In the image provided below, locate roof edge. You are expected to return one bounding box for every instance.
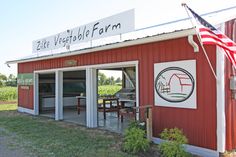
[6,28,195,64]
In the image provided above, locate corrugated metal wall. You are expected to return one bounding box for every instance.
[18,36,217,150]
[18,86,33,109]
[225,19,236,150]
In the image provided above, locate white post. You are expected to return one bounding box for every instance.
[216,24,226,153]
[86,68,98,128]
[33,73,39,115]
[55,71,63,121]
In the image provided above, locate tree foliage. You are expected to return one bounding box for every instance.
[0,73,7,87]
[98,72,107,86]
[98,72,121,86]
[0,73,17,87]
[115,77,121,83]
[6,74,17,87]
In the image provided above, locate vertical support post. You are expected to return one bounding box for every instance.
[135,63,139,121]
[146,107,153,141]
[33,73,39,115]
[86,68,98,128]
[55,71,63,121]
[216,24,226,153]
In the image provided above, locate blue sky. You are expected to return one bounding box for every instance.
[1,0,236,76]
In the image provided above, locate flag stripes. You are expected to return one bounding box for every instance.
[186,5,236,68]
[199,28,236,51]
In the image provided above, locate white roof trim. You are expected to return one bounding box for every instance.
[6,28,195,64]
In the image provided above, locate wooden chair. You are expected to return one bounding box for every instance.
[119,101,136,122]
[100,97,119,119]
[119,107,136,122]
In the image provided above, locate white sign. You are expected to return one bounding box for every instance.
[32,9,135,53]
[154,60,197,109]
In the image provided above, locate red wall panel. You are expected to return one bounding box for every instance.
[225,19,236,150]
[18,85,34,109]
[18,36,217,150]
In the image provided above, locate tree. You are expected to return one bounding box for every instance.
[98,72,118,86]
[6,74,17,87]
[0,73,7,87]
[110,76,115,85]
[115,77,121,84]
[105,77,111,85]
[98,72,107,85]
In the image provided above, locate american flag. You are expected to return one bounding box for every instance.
[186,5,236,68]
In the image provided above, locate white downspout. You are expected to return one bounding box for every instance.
[188,35,199,53]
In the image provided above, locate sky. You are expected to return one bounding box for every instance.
[1,0,236,78]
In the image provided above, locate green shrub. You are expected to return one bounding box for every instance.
[158,128,190,157]
[123,122,150,154]
[128,121,146,131]
[0,87,17,101]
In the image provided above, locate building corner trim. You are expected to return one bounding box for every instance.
[216,23,226,153]
[18,106,35,115]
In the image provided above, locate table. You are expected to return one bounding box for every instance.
[75,96,86,114]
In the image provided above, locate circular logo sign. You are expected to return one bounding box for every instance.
[154,67,195,103]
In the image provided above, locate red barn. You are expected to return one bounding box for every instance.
[6,8,236,157]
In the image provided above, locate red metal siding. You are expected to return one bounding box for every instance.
[225,19,236,150]
[18,36,217,150]
[151,39,217,150]
[18,85,34,109]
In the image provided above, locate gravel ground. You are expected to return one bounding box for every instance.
[0,127,30,157]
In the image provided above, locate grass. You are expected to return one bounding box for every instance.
[0,104,17,111]
[0,86,17,101]
[0,109,135,157]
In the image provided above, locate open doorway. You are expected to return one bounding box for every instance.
[62,70,86,125]
[97,66,137,133]
[38,73,55,118]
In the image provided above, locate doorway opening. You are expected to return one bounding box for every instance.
[38,73,55,118]
[97,66,137,133]
[62,70,86,126]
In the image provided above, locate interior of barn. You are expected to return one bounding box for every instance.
[38,66,137,133]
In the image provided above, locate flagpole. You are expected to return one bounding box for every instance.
[182,3,217,80]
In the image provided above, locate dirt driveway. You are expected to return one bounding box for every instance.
[0,101,16,105]
[0,127,31,157]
